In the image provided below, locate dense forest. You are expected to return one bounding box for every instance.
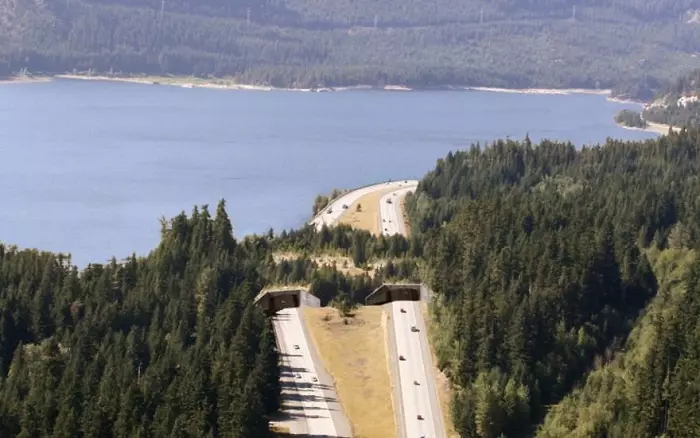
[1,0,700,91]
[0,202,283,437]
[0,198,419,436]
[406,130,700,437]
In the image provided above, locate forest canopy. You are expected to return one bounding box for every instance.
[405,129,700,437]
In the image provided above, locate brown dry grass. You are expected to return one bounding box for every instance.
[302,307,396,438]
[338,188,397,235]
[421,303,459,438]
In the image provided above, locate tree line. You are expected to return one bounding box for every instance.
[406,129,700,437]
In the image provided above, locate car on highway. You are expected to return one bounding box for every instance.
[293,344,300,350]
[327,208,332,214]
[386,198,392,204]
[399,355,406,361]
[342,204,348,209]
[411,326,420,332]
[414,380,420,386]
[400,308,406,313]
[417,415,424,420]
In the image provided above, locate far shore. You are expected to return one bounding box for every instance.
[0,76,53,85]
[45,73,615,96]
[616,120,679,135]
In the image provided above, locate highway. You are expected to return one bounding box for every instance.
[378,185,417,236]
[389,301,446,438]
[378,183,445,438]
[310,180,419,231]
[272,308,352,437]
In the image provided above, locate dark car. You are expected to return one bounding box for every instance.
[399,355,406,361]
[400,308,406,313]
[411,326,420,332]
[417,415,423,420]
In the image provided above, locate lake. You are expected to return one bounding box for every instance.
[0,79,656,266]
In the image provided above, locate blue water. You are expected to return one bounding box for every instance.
[0,79,655,265]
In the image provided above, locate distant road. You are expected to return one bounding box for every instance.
[389,301,446,438]
[378,185,417,236]
[310,180,419,231]
[272,308,352,437]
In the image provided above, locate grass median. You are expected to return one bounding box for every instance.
[302,306,396,438]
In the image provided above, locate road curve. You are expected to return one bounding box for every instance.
[272,308,352,437]
[389,301,446,438]
[310,180,419,231]
[378,185,417,236]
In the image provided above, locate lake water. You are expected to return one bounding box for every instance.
[0,79,655,266]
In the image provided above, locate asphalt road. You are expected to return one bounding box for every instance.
[310,180,419,231]
[389,301,446,438]
[378,185,417,236]
[272,308,352,437]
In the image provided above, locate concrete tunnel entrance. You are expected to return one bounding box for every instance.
[364,283,429,306]
[253,287,321,316]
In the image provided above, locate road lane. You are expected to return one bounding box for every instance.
[392,301,422,438]
[379,185,416,236]
[310,180,418,231]
[414,301,447,438]
[272,308,351,437]
[389,301,446,438]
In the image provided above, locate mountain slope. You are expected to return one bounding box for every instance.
[1,0,700,89]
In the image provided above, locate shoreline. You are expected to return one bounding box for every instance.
[0,76,53,85]
[616,120,678,135]
[47,74,614,96]
[466,86,611,96]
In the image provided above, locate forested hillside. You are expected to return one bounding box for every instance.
[642,68,700,127]
[1,0,700,90]
[0,202,283,437]
[0,199,419,437]
[406,130,700,437]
